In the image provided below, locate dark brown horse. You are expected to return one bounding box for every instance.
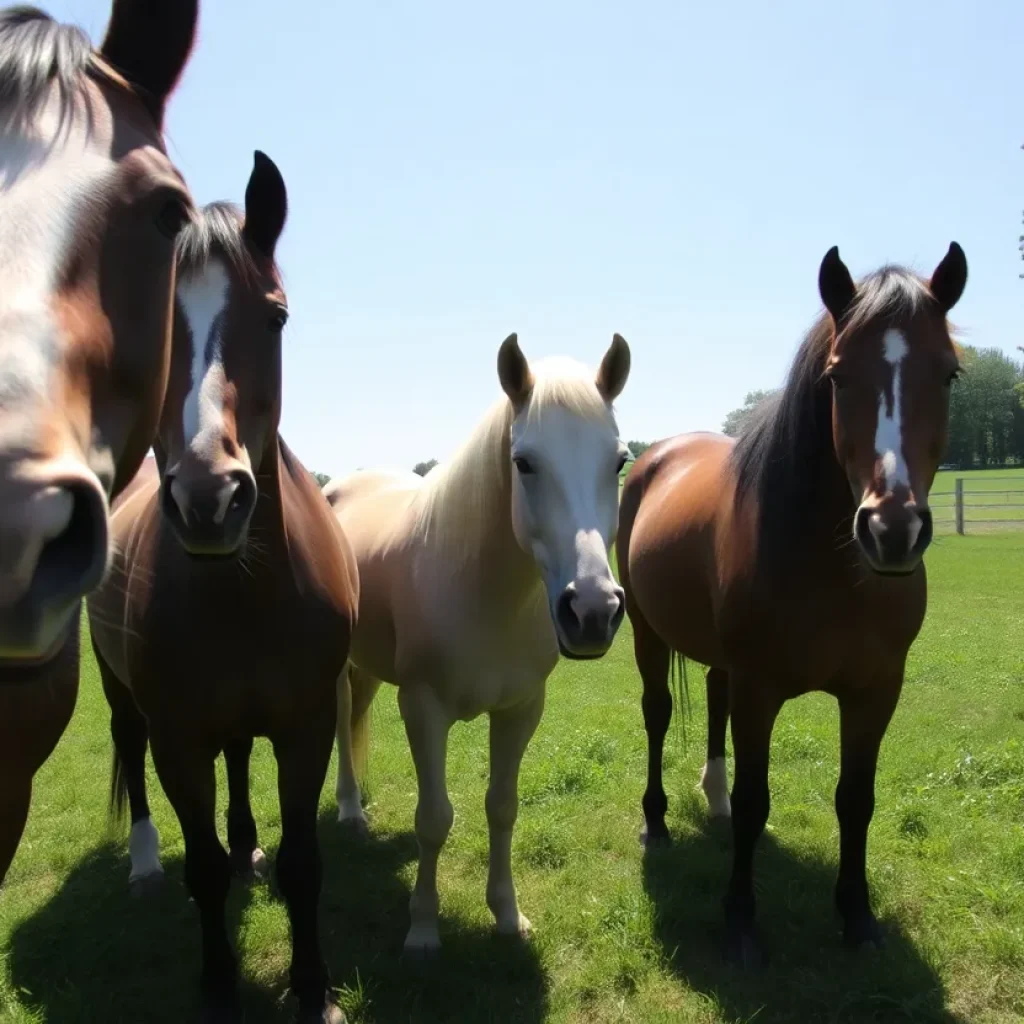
[87,153,358,1024]
[618,244,967,965]
[0,1,198,882]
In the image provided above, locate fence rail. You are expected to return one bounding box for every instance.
[931,478,1024,534]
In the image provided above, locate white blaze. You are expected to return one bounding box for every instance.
[876,329,909,490]
[178,260,230,448]
[0,95,114,443]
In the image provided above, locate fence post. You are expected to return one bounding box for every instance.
[955,477,965,535]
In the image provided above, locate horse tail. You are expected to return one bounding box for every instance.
[347,663,381,790]
[669,650,692,749]
[109,744,130,830]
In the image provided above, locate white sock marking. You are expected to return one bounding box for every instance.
[128,817,163,882]
[700,757,731,817]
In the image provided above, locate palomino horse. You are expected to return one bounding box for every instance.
[87,153,357,1024]
[618,244,968,964]
[327,334,631,955]
[0,1,198,882]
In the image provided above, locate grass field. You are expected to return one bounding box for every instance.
[2,534,1024,1023]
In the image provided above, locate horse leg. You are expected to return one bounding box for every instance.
[335,663,380,831]
[0,769,32,884]
[96,645,163,894]
[224,737,266,880]
[150,732,239,1023]
[700,667,732,817]
[723,681,781,968]
[834,680,901,949]
[486,689,545,938]
[273,718,342,1024]
[398,683,454,957]
[632,610,672,845]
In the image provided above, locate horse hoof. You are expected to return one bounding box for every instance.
[401,940,441,969]
[640,824,671,848]
[251,848,269,879]
[295,1000,346,1024]
[495,912,532,940]
[128,871,165,899]
[843,914,885,950]
[725,928,764,969]
[337,814,370,838]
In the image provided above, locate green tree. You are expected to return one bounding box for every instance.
[413,459,438,476]
[311,471,331,488]
[722,389,777,437]
[946,346,1023,467]
[626,440,652,459]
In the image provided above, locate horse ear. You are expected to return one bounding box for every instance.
[497,333,533,407]
[818,246,857,322]
[100,0,198,125]
[243,151,288,259]
[929,242,967,313]
[596,333,631,402]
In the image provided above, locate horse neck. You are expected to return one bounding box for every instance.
[249,432,288,546]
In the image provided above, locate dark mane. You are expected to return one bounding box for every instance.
[732,266,933,552]
[177,202,262,284]
[0,7,115,121]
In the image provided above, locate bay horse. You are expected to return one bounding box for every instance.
[0,1,198,882]
[326,334,631,955]
[87,153,357,1024]
[617,244,968,965]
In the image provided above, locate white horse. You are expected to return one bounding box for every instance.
[324,332,631,954]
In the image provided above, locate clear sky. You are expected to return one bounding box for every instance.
[52,0,1022,477]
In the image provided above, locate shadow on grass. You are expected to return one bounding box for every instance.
[319,812,549,1024]
[642,804,966,1024]
[7,812,549,1024]
[6,840,276,1022]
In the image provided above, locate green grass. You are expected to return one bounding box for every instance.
[2,535,1024,1023]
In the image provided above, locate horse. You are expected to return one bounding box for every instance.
[325,333,631,955]
[617,243,968,965]
[0,1,198,883]
[87,152,358,1024]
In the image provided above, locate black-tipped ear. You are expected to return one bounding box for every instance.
[243,151,288,259]
[497,333,533,407]
[818,246,857,322]
[100,0,198,125]
[929,242,967,313]
[596,333,631,402]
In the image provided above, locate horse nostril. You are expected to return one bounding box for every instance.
[34,482,108,600]
[610,587,626,630]
[556,587,580,632]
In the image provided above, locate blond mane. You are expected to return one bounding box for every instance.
[408,358,618,566]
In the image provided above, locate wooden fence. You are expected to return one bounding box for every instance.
[931,477,1024,534]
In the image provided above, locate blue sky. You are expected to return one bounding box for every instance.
[55,0,1021,476]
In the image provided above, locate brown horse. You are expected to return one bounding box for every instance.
[87,153,357,1024]
[618,244,967,965]
[0,2,198,882]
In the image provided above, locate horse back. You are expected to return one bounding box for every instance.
[619,432,746,669]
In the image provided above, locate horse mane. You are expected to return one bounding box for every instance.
[732,266,933,550]
[0,7,122,123]
[177,201,262,286]
[408,358,617,567]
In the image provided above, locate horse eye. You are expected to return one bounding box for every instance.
[513,456,534,475]
[155,199,189,240]
[945,368,962,386]
[616,452,629,473]
[269,308,289,332]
